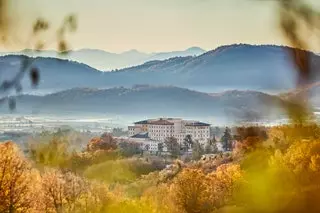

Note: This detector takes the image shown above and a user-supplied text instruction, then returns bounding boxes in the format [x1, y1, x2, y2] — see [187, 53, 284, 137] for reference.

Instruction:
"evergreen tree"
[221, 127, 233, 151]
[164, 137, 180, 158]
[183, 135, 193, 152]
[204, 142, 212, 154]
[212, 142, 219, 154]
[118, 141, 142, 157]
[205, 138, 219, 154]
[157, 142, 164, 156]
[210, 135, 217, 145]
[192, 140, 204, 160]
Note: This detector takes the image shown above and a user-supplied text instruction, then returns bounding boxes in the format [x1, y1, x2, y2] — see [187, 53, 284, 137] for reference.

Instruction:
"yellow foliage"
[0, 141, 41, 213]
[3, 123, 320, 213]
[143, 183, 174, 213]
[105, 198, 155, 213]
[28, 136, 70, 168]
[267, 124, 320, 145]
[41, 169, 114, 213]
[171, 168, 213, 213]
[84, 159, 136, 184]
[170, 164, 243, 213]
[271, 139, 320, 185]
[234, 139, 320, 213]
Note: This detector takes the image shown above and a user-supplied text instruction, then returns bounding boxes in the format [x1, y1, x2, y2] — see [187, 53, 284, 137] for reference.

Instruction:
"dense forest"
[1, 124, 320, 213]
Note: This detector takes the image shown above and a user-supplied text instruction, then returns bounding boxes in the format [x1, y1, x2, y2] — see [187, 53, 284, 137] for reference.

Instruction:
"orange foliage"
[0, 142, 41, 212]
[171, 164, 243, 213]
[87, 134, 117, 152]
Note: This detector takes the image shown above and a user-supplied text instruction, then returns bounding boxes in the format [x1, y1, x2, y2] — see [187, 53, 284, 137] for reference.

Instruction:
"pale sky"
[5, 0, 320, 53]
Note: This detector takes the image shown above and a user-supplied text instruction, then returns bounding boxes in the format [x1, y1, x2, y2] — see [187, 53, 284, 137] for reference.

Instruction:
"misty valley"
[1, 1, 320, 212]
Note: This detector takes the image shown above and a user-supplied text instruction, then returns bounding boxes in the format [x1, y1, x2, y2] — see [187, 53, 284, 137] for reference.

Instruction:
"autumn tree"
[28, 135, 70, 168]
[143, 183, 174, 213]
[207, 164, 243, 208]
[172, 169, 214, 213]
[171, 164, 243, 213]
[0, 142, 40, 213]
[41, 170, 65, 213]
[87, 133, 117, 152]
[267, 139, 320, 212]
[42, 169, 110, 213]
[231, 138, 320, 213]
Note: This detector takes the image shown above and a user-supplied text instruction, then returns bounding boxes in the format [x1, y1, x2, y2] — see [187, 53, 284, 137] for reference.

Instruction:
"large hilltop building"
[128, 118, 211, 146]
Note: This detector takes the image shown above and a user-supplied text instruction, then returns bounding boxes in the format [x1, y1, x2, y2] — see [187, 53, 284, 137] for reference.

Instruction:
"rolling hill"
[7, 86, 287, 121]
[2, 44, 320, 94]
[1, 47, 206, 71]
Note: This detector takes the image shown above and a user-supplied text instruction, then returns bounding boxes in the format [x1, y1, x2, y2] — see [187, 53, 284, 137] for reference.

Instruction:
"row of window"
[150, 135, 210, 139]
[187, 134, 209, 138]
[150, 125, 173, 127]
[186, 127, 210, 129]
[187, 131, 209, 134]
[150, 130, 174, 133]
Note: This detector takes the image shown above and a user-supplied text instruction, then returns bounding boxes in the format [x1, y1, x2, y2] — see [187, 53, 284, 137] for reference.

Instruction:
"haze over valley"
[2, 1, 320, 212]
[2, 43, 320, 126]
[2, 44, 320, 95]
[0, 47, 206, 71]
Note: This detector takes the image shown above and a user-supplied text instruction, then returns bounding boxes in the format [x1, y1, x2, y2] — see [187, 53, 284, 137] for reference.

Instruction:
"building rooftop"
[134, 120, 149, 125]
[131, 132, 149, 139]
[166, 118, 182, 121]
[133, 118, 210, 126]
[149, 119, 174, 125]
[185, 122, 210, 127]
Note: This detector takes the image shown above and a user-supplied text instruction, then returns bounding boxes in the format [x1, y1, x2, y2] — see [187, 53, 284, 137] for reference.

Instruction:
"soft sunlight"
[0, 0, 320, 212]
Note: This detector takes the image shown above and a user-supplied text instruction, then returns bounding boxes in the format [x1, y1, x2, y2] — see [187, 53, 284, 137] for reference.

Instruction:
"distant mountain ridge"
[0, 47, 206, 71]
[2, 44, 320, 94]
[99, 44, 320, 91]
[146, 47, 205, 62]
[9, 86, 286, 122]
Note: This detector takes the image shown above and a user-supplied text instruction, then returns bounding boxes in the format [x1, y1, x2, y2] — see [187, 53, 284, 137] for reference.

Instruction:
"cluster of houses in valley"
[122, 118, 225, 154]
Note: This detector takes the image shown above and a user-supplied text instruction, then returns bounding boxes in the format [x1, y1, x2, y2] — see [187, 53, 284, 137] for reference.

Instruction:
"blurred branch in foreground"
[0, 0, 77, 111]
[277, 0, 320, 87]
[256, 0, 320, 123]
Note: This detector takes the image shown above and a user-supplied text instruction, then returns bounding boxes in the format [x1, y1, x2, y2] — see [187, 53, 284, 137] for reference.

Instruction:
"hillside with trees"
[1, 124, 320, 212]
[7, 86, 288, 122]
[2, 44, 320, 94]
